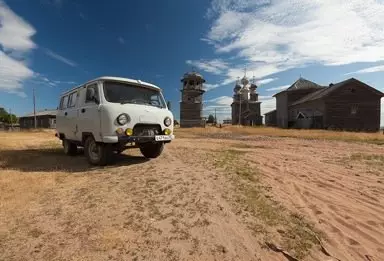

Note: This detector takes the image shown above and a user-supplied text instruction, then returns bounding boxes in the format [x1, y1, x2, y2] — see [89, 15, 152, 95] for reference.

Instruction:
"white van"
[55, 76, 175, 165]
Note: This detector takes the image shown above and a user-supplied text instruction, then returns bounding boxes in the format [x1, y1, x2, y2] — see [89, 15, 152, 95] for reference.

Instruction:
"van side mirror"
[167, 101, 171, 110]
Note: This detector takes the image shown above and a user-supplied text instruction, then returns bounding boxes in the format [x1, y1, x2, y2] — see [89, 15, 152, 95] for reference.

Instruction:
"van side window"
[68, 92, 77, 108]
[85, 84, 99, 103]
[61, 95, 69, 109]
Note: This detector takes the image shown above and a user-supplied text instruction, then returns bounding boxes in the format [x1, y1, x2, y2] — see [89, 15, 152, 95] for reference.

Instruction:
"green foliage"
[0, 107, 18, 124]
[207, 114, 215, 124]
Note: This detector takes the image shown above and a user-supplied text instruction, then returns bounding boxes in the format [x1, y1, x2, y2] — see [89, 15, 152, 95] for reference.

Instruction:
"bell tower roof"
[181, 71, 206, 83]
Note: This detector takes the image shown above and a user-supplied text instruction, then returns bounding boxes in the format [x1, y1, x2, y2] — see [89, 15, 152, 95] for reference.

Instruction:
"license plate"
[155, 135, 172, 141]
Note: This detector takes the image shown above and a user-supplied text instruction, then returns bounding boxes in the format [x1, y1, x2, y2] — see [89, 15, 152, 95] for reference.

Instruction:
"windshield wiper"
[120, 99, 164, 108]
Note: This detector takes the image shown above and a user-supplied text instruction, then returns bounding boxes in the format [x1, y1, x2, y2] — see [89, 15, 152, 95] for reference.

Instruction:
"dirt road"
[0, 131, 383, 261]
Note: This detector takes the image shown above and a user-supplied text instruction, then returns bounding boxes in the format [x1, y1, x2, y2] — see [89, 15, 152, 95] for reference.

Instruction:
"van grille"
[133, 124, 161, 137]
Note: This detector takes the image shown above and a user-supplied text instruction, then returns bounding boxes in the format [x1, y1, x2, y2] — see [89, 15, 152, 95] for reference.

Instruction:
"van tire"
[139, 142, 164, 158]
[63, 139, 77, 156]
[84, 136, 112, 166]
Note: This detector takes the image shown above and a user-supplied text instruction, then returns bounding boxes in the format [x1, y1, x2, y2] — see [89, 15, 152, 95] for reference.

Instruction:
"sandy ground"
[0, 130, 383, 261]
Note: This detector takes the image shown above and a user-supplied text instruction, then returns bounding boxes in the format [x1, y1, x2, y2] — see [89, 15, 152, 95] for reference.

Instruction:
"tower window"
[189, 80, 194, 86]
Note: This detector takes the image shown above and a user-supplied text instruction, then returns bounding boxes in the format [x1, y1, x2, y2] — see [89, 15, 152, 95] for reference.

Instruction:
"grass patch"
[210, 148, 323, 259]
[230, 143, 269, 149]
[348, 153, 384, 172]
[175, 126, 384, 145]
[350, 153, 384, 164]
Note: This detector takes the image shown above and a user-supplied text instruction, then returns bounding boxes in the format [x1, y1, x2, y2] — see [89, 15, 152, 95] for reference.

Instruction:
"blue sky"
[1, 0, 383, 124]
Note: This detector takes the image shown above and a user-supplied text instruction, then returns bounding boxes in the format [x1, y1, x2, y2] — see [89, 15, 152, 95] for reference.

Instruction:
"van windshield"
[103, 81, 166, 108]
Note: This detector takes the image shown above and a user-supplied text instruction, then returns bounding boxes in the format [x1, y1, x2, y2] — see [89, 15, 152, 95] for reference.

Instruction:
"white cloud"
[206, 95, 233, 105]
[0, 0, 36, 51]
[26, 73, 77, 87]
[79, 12, 87, 20]
[256, 78, 277, 85]
[345, 65, 384, 75]
[44, 49, 77, 67]
[201, 0, 384, 85]
[204, 83, 220, 91]
[0, 51, 33, 97]
[0, 0, 36, 97]
[204, 96, 233, 121]
[260, 98, 276, 116]
[186, 59, 228, 75]
[266, 84, 290, 92]
[118, 37, 125, 44]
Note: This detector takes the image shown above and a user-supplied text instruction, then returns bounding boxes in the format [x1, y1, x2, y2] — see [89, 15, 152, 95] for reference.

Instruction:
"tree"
[207, 114, 215, 124]
[0, 107, 17, 124]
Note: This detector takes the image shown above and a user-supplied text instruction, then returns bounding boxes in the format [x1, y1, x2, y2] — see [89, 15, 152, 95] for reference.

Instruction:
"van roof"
[61, 76, 161, 96]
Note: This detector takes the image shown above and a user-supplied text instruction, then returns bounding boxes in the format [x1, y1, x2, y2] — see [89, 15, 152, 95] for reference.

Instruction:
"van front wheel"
[139, 142, 164, 158]
[84, 137, 112, 166]
[63, 139, 77, 156]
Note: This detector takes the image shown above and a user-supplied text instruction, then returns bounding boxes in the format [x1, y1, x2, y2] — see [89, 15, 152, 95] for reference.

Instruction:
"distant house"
[19, 109, 57, 129]
[266, 77, 383, 132]
[223, 119, 232, 124]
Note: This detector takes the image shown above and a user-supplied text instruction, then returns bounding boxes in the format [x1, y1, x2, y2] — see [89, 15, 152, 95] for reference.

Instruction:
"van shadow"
[0, 147, 149, 173]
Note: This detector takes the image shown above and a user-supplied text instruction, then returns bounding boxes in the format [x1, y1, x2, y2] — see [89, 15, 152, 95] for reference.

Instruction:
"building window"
[351, 104, 358, 115]
[86, 84, 99, 103]
[68, 92, 77, 108]
[61, 95, 69, 109]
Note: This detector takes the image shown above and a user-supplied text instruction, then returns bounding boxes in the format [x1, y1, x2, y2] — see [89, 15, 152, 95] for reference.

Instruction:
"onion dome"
[250, 83, 257, 93]
[234, 83, 241, 93]
[241, 76, 249, 86]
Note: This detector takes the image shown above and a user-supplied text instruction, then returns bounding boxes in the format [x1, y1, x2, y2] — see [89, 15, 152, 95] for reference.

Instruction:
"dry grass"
[2, 129, 383, 260]
[175, 125, 384, 144]
[210, 149, 323, 259]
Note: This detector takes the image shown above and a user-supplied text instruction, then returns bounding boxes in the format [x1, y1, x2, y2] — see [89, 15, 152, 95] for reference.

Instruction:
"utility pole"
[214, 108, 217, 125]
[238, 91, 242, 126]
[33, 87, 37, 129]
[9, 108, 13, 130]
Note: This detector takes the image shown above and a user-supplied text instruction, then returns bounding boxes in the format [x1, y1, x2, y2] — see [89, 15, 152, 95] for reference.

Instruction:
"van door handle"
[81, 108, 86, 113]
[64, 112, 67, 116]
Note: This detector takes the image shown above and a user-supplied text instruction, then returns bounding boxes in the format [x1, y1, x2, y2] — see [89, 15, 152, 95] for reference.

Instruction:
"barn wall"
[324, 82, 382, 131]
[265, 110, 277, 126]
[276, 92, 288, 128]
[289, 100, 325, 120]
[19, 116, 56, 129]
[289, 100, 325, 129]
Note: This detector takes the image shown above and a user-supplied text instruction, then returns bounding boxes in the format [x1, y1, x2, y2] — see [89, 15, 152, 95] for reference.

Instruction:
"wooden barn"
[19, 109, 57, 129]
[266, 77, 383, 132]
[264, 110, 277, 127]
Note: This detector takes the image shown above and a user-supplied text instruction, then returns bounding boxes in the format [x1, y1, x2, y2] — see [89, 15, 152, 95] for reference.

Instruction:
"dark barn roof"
[20, 109, 57, 118]
[273, 77, 323, 97]
[291, 78, 384, 106]
[264, 109, 276, 115]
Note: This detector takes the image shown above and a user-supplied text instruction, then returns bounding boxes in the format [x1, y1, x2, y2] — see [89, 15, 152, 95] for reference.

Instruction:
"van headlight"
[164, 117, 172, 127]
[117, 113, 130, 125]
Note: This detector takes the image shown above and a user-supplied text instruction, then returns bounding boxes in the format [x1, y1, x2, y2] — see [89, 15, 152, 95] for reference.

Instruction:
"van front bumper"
[102, 134, 175, 144]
